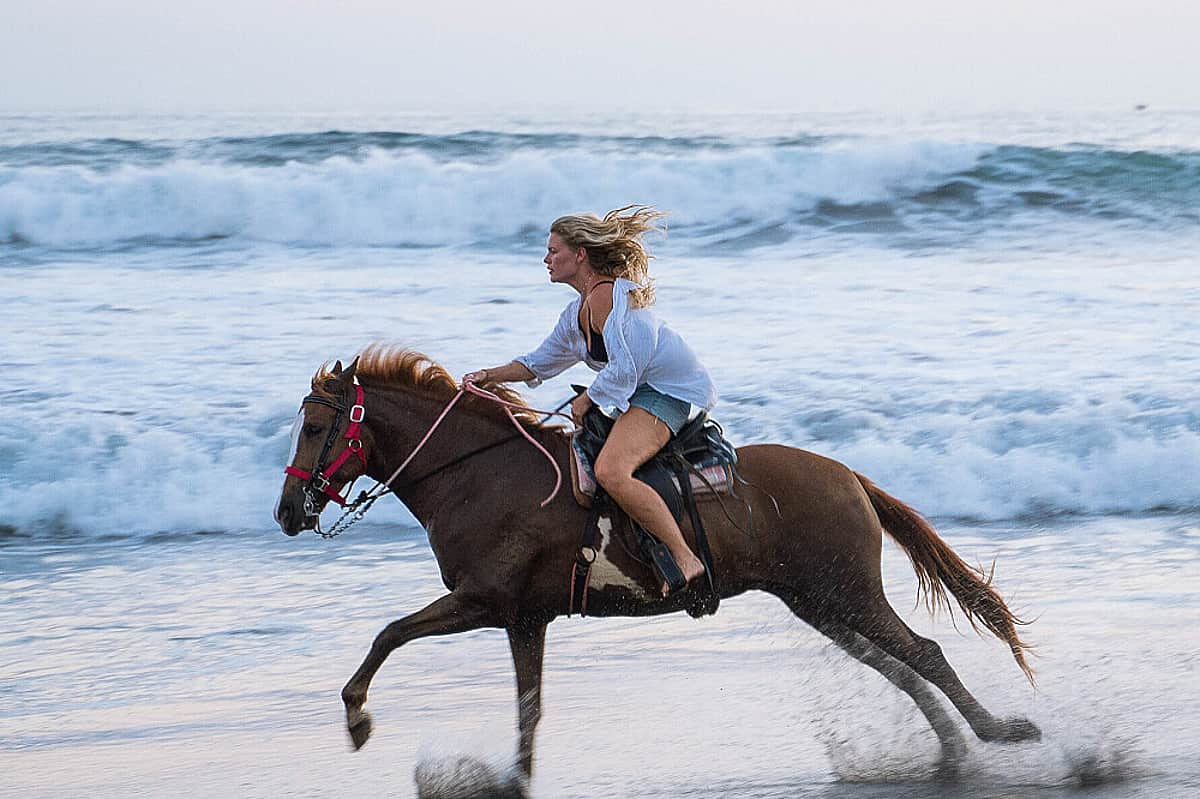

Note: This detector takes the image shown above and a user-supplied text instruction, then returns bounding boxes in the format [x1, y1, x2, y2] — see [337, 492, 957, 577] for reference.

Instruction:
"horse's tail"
[854, 471, 1035, 685]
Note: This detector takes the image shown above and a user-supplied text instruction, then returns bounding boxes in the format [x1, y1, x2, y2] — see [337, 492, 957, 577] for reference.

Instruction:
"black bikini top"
[579, 280, 614, 363]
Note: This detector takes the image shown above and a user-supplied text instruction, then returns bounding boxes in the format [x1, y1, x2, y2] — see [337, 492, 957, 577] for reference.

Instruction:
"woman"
[464, 205, 717, 596]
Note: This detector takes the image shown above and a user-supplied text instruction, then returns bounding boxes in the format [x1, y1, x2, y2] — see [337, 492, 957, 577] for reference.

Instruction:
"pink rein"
[372, 382, 573, 508]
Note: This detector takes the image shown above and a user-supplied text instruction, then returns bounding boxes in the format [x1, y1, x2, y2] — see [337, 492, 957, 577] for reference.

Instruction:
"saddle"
[568, 398, 739, 619]
[569, 421, 737, 508]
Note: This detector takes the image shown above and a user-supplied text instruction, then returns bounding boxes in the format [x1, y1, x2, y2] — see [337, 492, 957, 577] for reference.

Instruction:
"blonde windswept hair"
[550, 204, 665, 308]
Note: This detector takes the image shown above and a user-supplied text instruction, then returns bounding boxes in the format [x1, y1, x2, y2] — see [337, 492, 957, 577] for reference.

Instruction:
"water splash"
[414, 754, 527, 799]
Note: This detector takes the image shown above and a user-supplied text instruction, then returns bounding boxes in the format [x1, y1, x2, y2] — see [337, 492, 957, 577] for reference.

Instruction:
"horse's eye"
[302, 424, 323, 437]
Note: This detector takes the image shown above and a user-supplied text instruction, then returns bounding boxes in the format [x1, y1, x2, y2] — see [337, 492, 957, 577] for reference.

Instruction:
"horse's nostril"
[278, 504, 294, 533]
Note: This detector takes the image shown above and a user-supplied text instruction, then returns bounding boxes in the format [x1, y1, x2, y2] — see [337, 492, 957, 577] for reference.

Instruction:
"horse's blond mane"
[311, 344, 546, 428]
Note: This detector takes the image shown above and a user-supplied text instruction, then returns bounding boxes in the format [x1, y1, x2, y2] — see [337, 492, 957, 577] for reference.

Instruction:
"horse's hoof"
[931, 733, 967, 781]
[347, 708, 374, 750]
[933, 754, 962, 782]
[996, 716, 1041, 743]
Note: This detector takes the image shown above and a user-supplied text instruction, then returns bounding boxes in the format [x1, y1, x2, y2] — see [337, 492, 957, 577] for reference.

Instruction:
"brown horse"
[273, 345, 1040, 782]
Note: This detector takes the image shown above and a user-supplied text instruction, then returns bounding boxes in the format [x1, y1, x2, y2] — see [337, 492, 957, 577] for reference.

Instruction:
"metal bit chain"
[313, 489, 378, 538]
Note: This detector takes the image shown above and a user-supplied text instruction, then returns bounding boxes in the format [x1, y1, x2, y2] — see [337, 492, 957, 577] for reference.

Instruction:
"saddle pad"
[569, 444, 733, 508]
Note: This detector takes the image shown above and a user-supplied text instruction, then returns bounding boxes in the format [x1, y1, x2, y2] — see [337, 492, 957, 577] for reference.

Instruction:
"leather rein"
[284, 380, 572, 538]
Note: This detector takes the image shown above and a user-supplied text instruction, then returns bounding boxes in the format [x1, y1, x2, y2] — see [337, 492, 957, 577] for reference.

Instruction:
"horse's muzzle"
[274, 492, 309, 536]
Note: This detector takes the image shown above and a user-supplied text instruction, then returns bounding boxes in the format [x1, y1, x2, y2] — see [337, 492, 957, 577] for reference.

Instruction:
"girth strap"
[568, 494, 607, 617]
[679, 467, 720, 617]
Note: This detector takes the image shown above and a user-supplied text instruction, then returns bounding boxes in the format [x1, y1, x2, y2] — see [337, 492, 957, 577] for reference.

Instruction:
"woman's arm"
[511, 303, 583, 386]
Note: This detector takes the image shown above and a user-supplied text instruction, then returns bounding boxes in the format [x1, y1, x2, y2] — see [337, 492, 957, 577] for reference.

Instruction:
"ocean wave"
[727, 387, 1200, 522]
[2, 389, 1197, 540]
[2, 133, 1197, 253]
[0, 129, 824, 169]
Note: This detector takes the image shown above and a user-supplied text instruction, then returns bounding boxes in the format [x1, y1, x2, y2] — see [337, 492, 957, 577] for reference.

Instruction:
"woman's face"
[544, 232, 585, 284]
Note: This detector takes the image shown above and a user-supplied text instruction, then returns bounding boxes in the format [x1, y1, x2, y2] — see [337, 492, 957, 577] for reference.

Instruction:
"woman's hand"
[462, 369, 490, 386]
[571, 391, 594, 428]
[462, 362, 534, 388]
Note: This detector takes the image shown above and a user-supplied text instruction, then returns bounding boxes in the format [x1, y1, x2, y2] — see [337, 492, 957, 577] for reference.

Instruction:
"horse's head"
[274, 357, 374, 536]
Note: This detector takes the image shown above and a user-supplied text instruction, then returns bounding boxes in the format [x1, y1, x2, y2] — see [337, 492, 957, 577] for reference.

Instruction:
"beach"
[2, 109, 1199, 797]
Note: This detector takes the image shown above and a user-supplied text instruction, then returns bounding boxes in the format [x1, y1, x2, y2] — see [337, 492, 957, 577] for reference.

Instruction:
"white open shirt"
[516, 277, 718, 416]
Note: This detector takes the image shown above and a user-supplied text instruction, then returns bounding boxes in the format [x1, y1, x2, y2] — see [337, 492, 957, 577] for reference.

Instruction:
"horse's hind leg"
[847, 605, 1040, 744]
[341, 591, 495, 750]
[824, 622, 967, 776]
[780, 595, 967, 773]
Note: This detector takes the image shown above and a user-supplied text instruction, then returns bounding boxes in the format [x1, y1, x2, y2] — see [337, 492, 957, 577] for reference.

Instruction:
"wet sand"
[3, 516, 1198, 798]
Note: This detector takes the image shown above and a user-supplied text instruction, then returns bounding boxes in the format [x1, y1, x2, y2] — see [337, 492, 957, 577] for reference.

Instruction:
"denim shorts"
[624, 383, 692, 434]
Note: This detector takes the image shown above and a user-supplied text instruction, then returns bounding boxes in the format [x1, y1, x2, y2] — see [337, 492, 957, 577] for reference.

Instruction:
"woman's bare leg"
[594, 406, 705, 594]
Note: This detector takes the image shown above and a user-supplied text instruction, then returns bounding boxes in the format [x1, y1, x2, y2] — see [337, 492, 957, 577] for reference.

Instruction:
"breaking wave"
[2, 382, 1197, 540]
[3, 131, 1197, 254]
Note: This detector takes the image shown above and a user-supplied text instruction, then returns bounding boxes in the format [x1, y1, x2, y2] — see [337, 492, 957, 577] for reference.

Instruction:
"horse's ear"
[322, 358, 358, 394]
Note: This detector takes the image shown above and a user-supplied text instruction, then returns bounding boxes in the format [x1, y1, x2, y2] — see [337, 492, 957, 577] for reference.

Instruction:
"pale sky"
[3, 0, 1198, 112]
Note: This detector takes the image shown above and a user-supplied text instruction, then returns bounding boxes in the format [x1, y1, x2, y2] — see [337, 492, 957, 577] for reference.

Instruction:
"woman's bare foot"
[662, 553, 706, 596]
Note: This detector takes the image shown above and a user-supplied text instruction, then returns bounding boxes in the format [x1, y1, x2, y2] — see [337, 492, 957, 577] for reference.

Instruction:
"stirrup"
[646, 540, 686, 594]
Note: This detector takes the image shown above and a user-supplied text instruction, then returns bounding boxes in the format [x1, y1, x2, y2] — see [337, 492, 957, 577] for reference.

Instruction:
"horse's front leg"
[341, 591, 494, 749]
[507, 621, 547, 778]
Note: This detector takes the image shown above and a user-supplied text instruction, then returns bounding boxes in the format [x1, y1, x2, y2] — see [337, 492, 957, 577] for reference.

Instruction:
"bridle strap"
[406, 431, 522, 487]
[285, 382, 367, 507]
[361, 382, 572, 509]
[393, 393, 577, 488]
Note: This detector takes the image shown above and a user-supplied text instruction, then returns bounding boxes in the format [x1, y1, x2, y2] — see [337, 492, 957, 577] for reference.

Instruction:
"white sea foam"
[2, 368, 1197, 537]
[0, 141, 988, 250]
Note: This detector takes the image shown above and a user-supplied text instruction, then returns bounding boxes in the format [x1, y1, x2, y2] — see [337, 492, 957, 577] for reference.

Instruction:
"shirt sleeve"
[514, 302, 582, 387]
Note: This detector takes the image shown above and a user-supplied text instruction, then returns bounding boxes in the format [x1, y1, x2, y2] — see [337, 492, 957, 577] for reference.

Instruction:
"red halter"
[284, 381, 368, 507]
